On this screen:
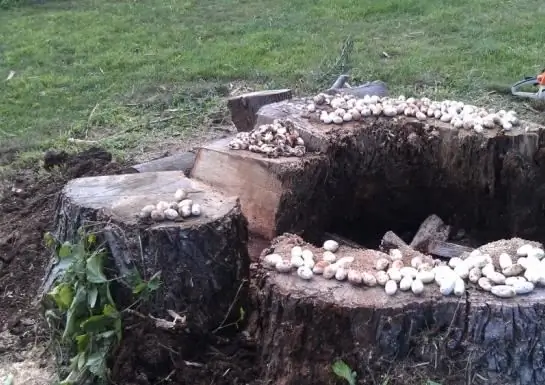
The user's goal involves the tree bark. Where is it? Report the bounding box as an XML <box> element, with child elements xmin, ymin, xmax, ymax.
<box><xmin>227</xmin><ymin>89</ymin><xmax>293</xmax><ymax>132</ymax></box>
<box><xmin>47</xmin><ymin>171</ymin><xmax>250</xmax><ymax>332</ymax></box>
<box><xmin>249</xmin><ymin>234</ymin><xmax>545</xmax><ymax>385</ymax></box>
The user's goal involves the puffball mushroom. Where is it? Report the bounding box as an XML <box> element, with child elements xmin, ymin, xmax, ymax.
<box><xmin>191</xmin><ymin>203</ymin><xmax>202</xmax><ymax>216</ymax></box>
<box><xmin>150</xmin><ymin>210</ymin><xmax>165</xmax><ymax>221</ymax></box>
<box><xmin>139</xmin><ymin>204</ymin><xmax>156</xmax><ymax>218</ymax></box>
<box><xmin>179</xmin><ymin>204</ymin><xmax>192</xmax><ymax>218</ymax></box>
<box><xmin>275</xmin><ymin>260</ymin><xmax>292</xmax><ymax>273</ymax></box>
<box><xmin>264</xmin><ymin>253</ymin><xmax>283</xmax><ymax>268</ymax></box>
<box><xmin>384</xmin><ymin>280</ymin><xmax>398</xmax><ymax>296</ymax></box>
<box><xmin>174</xmin><ymin>188</ymin><xmax>188</xmax><ymax>201</ymax></box>
<box><xmin>297</xmin><ymin>266</ymin><xmax>313</xmax><ymax>280</ymax></box>
<box><xmin>164</xmin><ymin>208</ymin><xmax>179</xmax><ymax>220</ymax></box>
<box><xmin>323</xmin><ymin>240</ymin><xmax>339</xmax><ymax>252</ymax></box>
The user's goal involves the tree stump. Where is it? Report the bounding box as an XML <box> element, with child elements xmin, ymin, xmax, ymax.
<box><xmin>256</xmin><ymin>99</ymin><xmax>545</xmax><ymax>246</ymax></box>
<box><xmin>227</xmin><ymin>89</ymin><xmax>293</xmax><ymax>132</ymax></box>
<box><xmin>250</xmin><ymin>234</ymin><xmax>545</xmax><ymax>385</ymax></box>
<box><xmin>50</xmin><ymin>171</ymin><xmax>250</xmax><ymax>331</ymax></box>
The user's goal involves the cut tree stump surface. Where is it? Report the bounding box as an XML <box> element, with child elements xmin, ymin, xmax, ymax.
<box><xmin>250</xmin><ymin>234</ymin><xmax>545</xmax><ymax>385</ymax></box>
<box><xmin>51</xmin><ymin>171</ymin><xmax>250</xmax><ymax>331</ymax></box>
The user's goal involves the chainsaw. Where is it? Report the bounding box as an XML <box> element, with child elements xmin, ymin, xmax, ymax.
<box><xmin>511</xmin><ymin>69</ymin><xmax>545</xmax><ymax>100</ymax></box>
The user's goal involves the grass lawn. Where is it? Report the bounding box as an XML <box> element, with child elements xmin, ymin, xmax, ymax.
<box><xmin>1</xmin><ymin>0</ymin><xmax>544</xmax><ymax>166</ymax></box>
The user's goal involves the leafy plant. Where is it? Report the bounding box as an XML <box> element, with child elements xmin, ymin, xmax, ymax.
<box><xmin>43</xmin><ymin>230</ymin><xmax>161</xmax><ymax>385</ymax></box>
<box><xmin>332</xmin><ymin>360</ymin><xmax>357</xmax><ymax>385</ymax></box>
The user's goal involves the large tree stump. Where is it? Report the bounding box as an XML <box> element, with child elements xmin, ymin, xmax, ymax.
<box><xmin>250</xmin><ymin>234</ymin><xmax>545</xmax><ymax>385</ymax></box>
<box><xmin>191</xmin><ymin>137</ymin><xmax>330</xmax><ymax>242</ymax></box>
<box><xmin>256</xmin><ymin>99</ymin><xmax>545</xmax><ymax>246</ymax></box>
<box><xmin>50</xmin><ymin>171</ymin><xmax>250</xmax><ymax>331</ymax></box>
<box><xmin>227</xmin><ymin>89</ymin><xmax>293</xmax><ymax>132</ymax></box>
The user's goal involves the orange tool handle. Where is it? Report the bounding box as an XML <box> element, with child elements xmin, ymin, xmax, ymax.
<box><xmin>538</xmin><ymin>71</ymin><xmax>545</xmax><ymax>86</ymax></box>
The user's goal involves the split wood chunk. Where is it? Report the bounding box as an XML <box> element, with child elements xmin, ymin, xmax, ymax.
<box><xmin>227</xmin><ymin>89</ymin><xmax>293</xmax><ymax>132</ymax></box>
<box><xmin>48</xmin><ymin>171</ymin><xmax>250</xmax><ymax>331</ymax></box>
<box><xmin>250</xmin><ymin>234</ymin><xmax>545</xmax><ymax>385</ymax></box>
<box><xmin>427</xmin><ymin>240</ymin><xmax>475</xmax><ymax>259</ymax></box>
<box><xmin>380</xmin><ymin>231</ymin><xmax>433</xmax><ymax>265</ymax></box>
<box><xmin>191</xmin><ymin>137</ymin><xmax>329</xmax><ymax>241</ymax></box>
<box><xmin>125</xmin><ymin>151</ymin><xmax>196</xmax><ymax>175</ymax></box>
<box><xmin>409</xmin><ymin>214</ymin><xmax>450</xmax><ymax>250</ymax></box>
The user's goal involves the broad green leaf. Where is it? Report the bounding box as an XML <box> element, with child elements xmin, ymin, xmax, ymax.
<box><xmin>102</xmin><ymin>304</ymin><xmax>118</xmax><ymax>317</ymax></box>
<box><xmin>238</xmin><ymin>307</ymin><xmax>245</xmax><ymax>322</ymax></box>
<box><xmin>147</xmin><ymin>271</ymin><xmax>162</xmax><ymax>291</ymax></box>
<box><xmin>114</xmin><ymin>317</ymin><xmax>122</xmax><ymax>341</ymax></box>
<box><xmin>426</xmin><ymin>381</ymin><xmax>442</xmax><ymax>385</ymax></box>
<box><xmin>87</xmin><ymin>234</ymin><xmax>97</xmax><ymax>246</ymax></box>
<box><xmin>332</xmin><ymin>360</ymin><xmax>357</xmax><ymax>385</ymax></box>
<box><xmin>62</xmin><ymin>286</ymin><xmax>87</xmax><ymax>341</ymax></box>
<box><xmin>75</xmin><ymin>334</ymin><xmax>90</xmax><ymax>352</ymax></box>
<box><xmin>76</xmin><ymin>352</ymin><xmax>86</xmax><ymax>370</ymax></box>
<box><xmin>132</xmin><ymin>282</ymin><xmax>147</xmax><ymax>294</ymax></box>
<box><xmin>58</xmin><ymin>242</ymin><xmax>73</xmax><ymax>258</ymax></box>
<box><xmin>48</xmin><ymin>283</ymin><xmax>74</xmax><ymax>310</ymax></box>
<box><xmin>96</xmin><ymin>330</ymin><xmax>116</xmax><ymax>340</ymax></box>
<box><xmin>88</xmin><ymin>286</ymin><xmax>98</xmax><ymax>309</ymax></box>
<box><xmin>86</xmin><ymin>352</ymin><xmax>107</xmax><ymax>379</ymax></box>
<box><xmin>80</xmin><ymin>315</ymin><xmax>112</xmax><ymax>333</ymax></box>
<box><xmin>86</xmin><ymin>252</ymin><xmax>107</xmax><ymax>284</ymax></box>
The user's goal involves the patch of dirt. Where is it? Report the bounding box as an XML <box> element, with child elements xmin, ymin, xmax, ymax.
<box><xmin>0</xmin><ymin>147</ymin><xmax>126</xmax><ymax>331</ymax></box>
<box><xmin>112</xmin><ymin>324</ymin><xmax>261</xmax><ymax>385</ymax></box>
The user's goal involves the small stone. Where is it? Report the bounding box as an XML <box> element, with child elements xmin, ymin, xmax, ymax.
<box><xmin>323</xmin><ymin>240</ymin><xmax>339</xmax><ymax>252</ymax></box>
<box><xmin>478</xmin><ymin>277</ymin><xmax>493</xmax><ymax>291</ymax></box>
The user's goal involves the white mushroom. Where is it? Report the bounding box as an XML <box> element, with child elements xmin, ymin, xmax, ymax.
<box><xmin>297</xmin><ymin>266</ymin><xmax>313</xmax><ymax>280</ymax></box>
<box><xmin>323</xmin><ymin>240</ymin><xmax>339</xmax><ymax>252</ymax></box>
<box><xmin>385</xmin><ymin>280</ymin><xmax>398</xmax><ymax>296</ymax></box>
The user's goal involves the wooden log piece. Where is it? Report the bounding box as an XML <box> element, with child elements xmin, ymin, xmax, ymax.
<box><xmin>124</xmin><ymin>151</ymin><xmax>196</xmax><ymax>175</ymax></box>
<box><xmin>427</xmin><ymin>240</ymin><xmax>475</xmax><ymax>259</ymax></box>
<box><xmin>250</xmin><ymin>234</ymin><xmax>545</xmax><ymax>385</ymax></box>
<box><xmin>49</xmin><ymin>171</ymin><xmax>250</xmax><ymax>332</ymax></box>
<box><xmin>380</xmin><ymin>230</ymin><xmax>433</xmax><ymax>264</ymax></box>
<box><xmin>190</xmin><ymin>137</ymin><xmax>329</xmax><ymax>242</ymax></box>
<box><xmin>409</xmin><ymin>214</ymin><xmax>451</xmax><ymax>250</ymax></box>
<box><xmin>227</xmin><ymin>89</ymin><xmax>293</xmax><ymax>132</ymax></box>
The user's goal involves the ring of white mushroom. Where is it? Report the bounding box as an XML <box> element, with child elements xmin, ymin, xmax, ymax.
<box><xmin>261</xmin><ymin>240</ymin><xmax>545</xmax><ymax>299</ymax></box>
<box><xmin>308</xmin><ymin>93</ymin><xmax>522</xmax><ymax>133</ymax></box>
<box><xmin>138</xmin><ymin>188</ymin><xmax>203</xmax><ymax>222</ymax></box>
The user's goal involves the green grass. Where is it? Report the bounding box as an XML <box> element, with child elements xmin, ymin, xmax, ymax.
<box><xmin>1</xmin><ymin>0</ymin><xmax>544</xmax><ymax>165</ymax></box>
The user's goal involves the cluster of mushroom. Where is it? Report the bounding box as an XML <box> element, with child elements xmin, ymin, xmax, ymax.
<box><xmin>308</xmin><ymin>93</ymin><xmax>521</xmax><ymax>133</ymax></box>
<box><xmin>228</xmin><ymin>119</ymin><xmax>306</xmax><ymax>158</ymax></box>
<box><xmin>138</xmin><ymin>188</ymin><xmax>201</xmax><ymax>222</ymax></box>
<box><xmin>262</xmin><ymin>240</ymin><xmax>545</xmax><ymax>298</ymax></box>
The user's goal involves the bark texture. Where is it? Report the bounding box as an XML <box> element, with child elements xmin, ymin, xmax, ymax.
<box><xmin>249</xmin><ymin>234</ymin><xmax>545</xmax><ymax>385</ymax></box>
<box><xmin>49</xmin><ymin>171</ymin><xmax>250</xmax><ymax>332</ymax></box>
